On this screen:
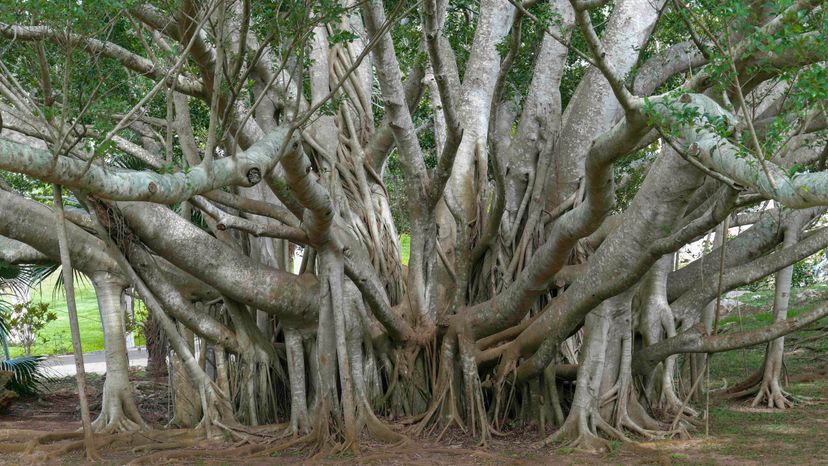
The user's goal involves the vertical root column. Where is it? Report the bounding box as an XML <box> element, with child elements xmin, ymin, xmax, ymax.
<box><xmin>91</xmin><ymin>272</ymin><xmax>148</xmax><ymax>433</ymax></box>
<box><xmin>285</xmin><ymin>328</ymin><xmax>310</xmax><ymax>433</ymax></box>
<box><xmin>751</xmin><ymin>339</ymin><xmax>795</xmax><ymax>409</ymax></box>
<box><xmin>458</xmin><ymin>331</ymin><xmax>492</xmax><ymax>445</ymax></box>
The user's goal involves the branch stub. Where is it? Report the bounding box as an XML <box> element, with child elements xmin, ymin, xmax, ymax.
<box><xmin>246</xmin><ymin>167</ymin><xmax>262</xmax><ymax>185</ymax></box>
<box><xmin>688</xmin><ymin>143</ymin><xmax>700</xmax><ymax>156</ymax></box>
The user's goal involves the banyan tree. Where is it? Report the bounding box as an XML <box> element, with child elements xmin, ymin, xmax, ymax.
<box><xmin>0</xmin><ymin>0</ymin><xmax>827</xmax><ymax>454</ymax></box>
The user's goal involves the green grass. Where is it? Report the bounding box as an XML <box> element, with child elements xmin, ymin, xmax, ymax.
<box><xmin>701</xmin><ymin>377</ymin><xmax>828</xmax><ymax>463</ymax></box>
<box><xmin>5</xmin><ymin>272</ymin><xmax>104</xmax><ymax>357</ymax></box>
<box><xmin>711</xmin><ymin>285</ymin><xmax>828</xmax><ymax>382</ymax></box>
<box><xmin>400</xmin><ymin>234</ymin><xmax>410</xmax><ymax>265</ymax></box>
<box><xmin>669</xmin><ymin>284</ymin><xmax>828</xmax><ymax>464</ymax></box>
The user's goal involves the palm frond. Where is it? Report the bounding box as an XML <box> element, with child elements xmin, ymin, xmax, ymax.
<box><xmin>0</xmin><ymin>311</ymin><xmax>9</xmax><ymax>360</ymax></box>
<box><xmin>0</xmin><ymin>262</ymin><xmax>58</xmax><ymax>295</ymax></box>
<box><xmin>110</xmin><ymin>152</ymin><xmax>151</xmax><ymax>171</ymax></box>
<box><xmin>16</xmin><ymin>264</ymin><xmax>58</xmax><ymax>289</ymax></box>
<box><xmin>0</xmin><ymin>355</ymin><xmax>46</xmax><ymax>396</ymax></box>
<box><xmin>51</xmin><ymin>267</ymin><xmax>89</xmax><ymax>299</ymax></box>
<box><xmin>0</xmin><ymin>307</ymin><xmax>8</xmax><ymax>334</ymax></box>
<box><xmin>0</xmin><ymin>261</ymin><xmax>26</xmax><ymax>297</ymax></box>
<box><xmin>0</xmin><ymin>261</ymin><xmax>20</xmax><ymax>280</ymax></box>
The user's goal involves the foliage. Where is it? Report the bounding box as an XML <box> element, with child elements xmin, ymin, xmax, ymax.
<box><xmin>14</xmin><ymin>275</ymin><xmax>105</xmax><ymax>357</ymax></box>
<box><xmin>792</xmin><ymin>255</ymin><xmax>819</xmax><ymax>288</ymax></box>
<box><xmin>1</xmin><ymin>301</ymin><xmax>57</xmax><ymax>356</ymax></box>
<box><xmin>0</xmin><ymin>310</ymin><xmax>9</xmax><ymax>361</ymax></box>
<box><xmin>0</xmin><ymin>355</ymin><xmax>46</xmax><ymax>396</ymax></box>
<box><xmin>125</xmin><ymin>297</ymin><xmax>149</xmax><ymax>343</ymax></box>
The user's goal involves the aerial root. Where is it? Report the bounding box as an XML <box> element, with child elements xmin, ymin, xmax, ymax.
<box><xmin>412</xmin><ymin>378</ymin><xmax>461</xmax><ymax>437</ymax></box>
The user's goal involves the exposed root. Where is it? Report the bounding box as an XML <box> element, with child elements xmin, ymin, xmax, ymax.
<box><xmin>23</xmin><ymin>431</ymin><xmax>84</xmax><ymax>454</ymax></box>
<box><xmin>92</xmin><ymin>404</ymin><xmax>148</xmax><ymax>434</ymax></box>
<box><xmin>538</xmin><ymin>416</ymin><xmax>612</xmax><ymax>453</ymax></box>
<box><xmin>751</xmin><ymin>378</ymin><xmax>796</xmax><ymax>409</ymax></box>
<box><xmin>15</xmin><ymin>429</ymin><xmax>201</xmax><ymax>463</ymax></box>
<box><xmin>362</xmin><ymin>399</ymin><xmax>408</xmax><ymax>445</ymax></box>
<box><xmin>22</xmin><ymin>432</ymin><xmax>123</xmax><ymax>462</ymax></box>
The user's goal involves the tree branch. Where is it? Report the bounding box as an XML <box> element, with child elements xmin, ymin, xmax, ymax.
<box><xmin>0</xmin><ymin>126</ymin><xmax>292</xmax><ymax>203</ymax></box>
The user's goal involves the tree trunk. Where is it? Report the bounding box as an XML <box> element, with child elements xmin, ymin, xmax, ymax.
<box><xmin>752</xmin><ymin>225</ymin><xmax>798</xmax><ymax>408</ymax></box>
<box><xmin>168</xmin><ymin>325</ymin><xmax>203</xmax><ymax>428</ymax></box>
<box><xmin>90</xmin><ymin>272</ymin><xmax>148</xmax><ymax>432</ymax></box>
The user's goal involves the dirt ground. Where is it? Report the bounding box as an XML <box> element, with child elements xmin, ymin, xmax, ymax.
<box><xmin>0</xmin><ymin>366</ymin><xmax>826</xmax><ymax>465</ymax></box>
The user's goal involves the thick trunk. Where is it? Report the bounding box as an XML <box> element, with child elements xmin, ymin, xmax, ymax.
<box><xmin>91</xmin><ymin>272</ymin><xmax>148</xmax><ymax>433</ymax></box>
<box><xmin>638</xmin><ymin>255</ymin><xmax>693</xmax><ymax>418</ymax></box>
<box><xmin>1</xmin><ymin>0</ymin><xmax>826</xmax><ymax>453</ymax></box>
<box><xmin>144</xmin><ymin>314</ymin><xmax>168</xmax><ymax>379</ymax></box>
<box><xmin>541</xmin><ymin>303</ymin><xmax>612</xmax><ymax>452</ymax></box>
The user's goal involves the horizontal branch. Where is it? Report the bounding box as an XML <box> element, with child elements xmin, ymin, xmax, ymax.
<box><xmin>0</xmin><ymin>235</ymin><xmax>51</xmax><ymax>264</ymax></box>
<box><xmin>191</xmin><ymin>195</ymin><xmax>309</xmax><ymax>244</ymax></box>
<box><xmin>0</xmin><ymin>23</ymin><xmax>204</xmax><ymax>97</ymax></box>
<box><xmin>116</xmin><ymin>201</ymin><xmax>320</xmax><ymax>327</ymax></box>
<box><xmin>670</xmin><ymin>211</ymin><xmax>826</xmax><ymax>321</ymax></box>
<box><xmin>0</xmin><ymin>126</ymin><xmax>293</xmax><ymax>203</ymax></box>
<box><xmin>0</xmin><ymin>187</ymin><xmax>117</xmax><ymax>274</ymax></box>
<box><xmin>128</xmin><ymin>243</ymin><xmax>241</xmax><ymax>353</ymax></box>
<box><xmin>650</xmin><ymin>93</ymin><xmax>828</xmax><ymax>208</ymax></box>
<box><xmin>634</xmin><ymin>290</ymin><xmax>828</xmax><ymax>375</ymax></box>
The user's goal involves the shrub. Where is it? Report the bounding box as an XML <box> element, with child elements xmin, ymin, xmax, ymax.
<box><xmin>1</xmin><ymin>301</ymin><xmax>57</xmax><ymax>356</ymax></box>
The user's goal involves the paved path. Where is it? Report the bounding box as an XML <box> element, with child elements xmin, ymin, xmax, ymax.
<box><xmin>41</xmin><ymin>348</ymin><xmax>148</xmax><ymax>378</ymax></box>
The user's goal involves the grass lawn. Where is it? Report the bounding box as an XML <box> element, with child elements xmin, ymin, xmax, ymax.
<box><xmin>5</xmin><ymin>272</ymin><xmax>104</xmax><ymax>357</ymax></box>
<box><xmin>710</xmin><ymin>284</ymin><xmax>828</xmax><ymax>382</ymax></box>
<box><xmin>400</xmin><ymin>234</ymin><xmax>410</xmax><ymax>265</ymax></box>
<box><xmin>689</xmin><ymin>284</ymin><xmax>828</xmax><ymax>463</ymax></box>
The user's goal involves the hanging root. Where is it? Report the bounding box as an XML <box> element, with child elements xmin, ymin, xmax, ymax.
<box><xmin>412</xmin><ymin>333</ymin><xmax>465</xmax><ymax>437</ymax></box>
<box><xmin>413</xmin><ymin>329</ymin><xmax>498</xmax><ymax>445</ymax></box>
<box><xmin>458</xmin><ymin>333</ymin><xmax>497</xmax><ymax>446</ymax></box>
